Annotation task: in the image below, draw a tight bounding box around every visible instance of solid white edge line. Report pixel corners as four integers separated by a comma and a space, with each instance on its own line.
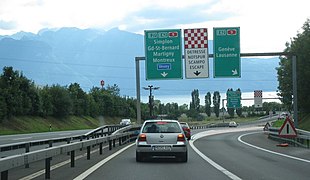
20, 144, 111, 180
238, 132, 310, 163
73, 143, 135, 180
189, 133, 242, 180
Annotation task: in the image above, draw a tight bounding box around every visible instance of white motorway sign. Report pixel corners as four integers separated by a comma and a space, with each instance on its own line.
184, 28, 209, 79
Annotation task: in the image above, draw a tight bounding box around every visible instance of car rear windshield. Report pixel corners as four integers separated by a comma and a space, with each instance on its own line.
142, 122, 181, 133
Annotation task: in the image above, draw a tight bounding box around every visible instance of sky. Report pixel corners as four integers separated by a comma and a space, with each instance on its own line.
0, 0, 309, 52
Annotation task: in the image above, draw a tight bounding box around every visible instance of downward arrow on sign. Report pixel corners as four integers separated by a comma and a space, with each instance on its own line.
193, 71, 201, 76
161, 72, 168, 77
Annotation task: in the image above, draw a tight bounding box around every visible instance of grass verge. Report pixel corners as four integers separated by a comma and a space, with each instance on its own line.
0, 116, 100, 135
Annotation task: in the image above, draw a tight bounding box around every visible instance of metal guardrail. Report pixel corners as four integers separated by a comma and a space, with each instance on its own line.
267, 127, 310, 148
0, 125, 139, 180
190, 123, 230, 129
0, 125, 124, 156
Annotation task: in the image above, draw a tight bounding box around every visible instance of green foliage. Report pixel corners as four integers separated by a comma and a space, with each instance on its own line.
0, 67, 139, 120
213, 91, 221, 117
190, 89, 200, 110
189, 89, 200, 118
205, 92, 211, 117
49, 85, 73, 117
0, 67, 39, 118
236, 108, 242, 117
277, 19, 310, 113
227, 107, 235, 117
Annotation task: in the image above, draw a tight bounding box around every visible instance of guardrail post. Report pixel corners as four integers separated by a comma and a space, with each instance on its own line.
49, 140, 53, 148
45, 157, 51, 179
122, 136, 126, 144
113, 139, 116, 147
25, 143, 30, 168
87, 146, 91, 160
119, 137, 122, 146
1, 170, 8, 180
99, 142, 103, 155
80, 136, 83, 151
109, 139, 112, 150
71, 150, 75, 167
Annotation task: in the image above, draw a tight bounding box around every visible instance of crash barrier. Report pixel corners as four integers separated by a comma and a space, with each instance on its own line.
0, 125, 124, 158
267, 127, 310, 149
0, 125, 140, 180
190, 123, 230, 129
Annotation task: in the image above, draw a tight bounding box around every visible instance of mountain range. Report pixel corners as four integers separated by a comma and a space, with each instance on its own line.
0, 27, 280, 100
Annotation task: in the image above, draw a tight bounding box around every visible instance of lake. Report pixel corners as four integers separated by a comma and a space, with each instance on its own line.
141, 91, 281, 107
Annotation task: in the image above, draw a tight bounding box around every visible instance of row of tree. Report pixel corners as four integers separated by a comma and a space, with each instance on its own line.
0, 67, 142, 121
277, 19, 310, 115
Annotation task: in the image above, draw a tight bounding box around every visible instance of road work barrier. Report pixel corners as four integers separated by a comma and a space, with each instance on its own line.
267, 127, 310, 148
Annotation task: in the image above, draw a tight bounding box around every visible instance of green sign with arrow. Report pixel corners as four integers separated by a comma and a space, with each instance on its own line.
213, 27, 240, 78
227, 90, 241, 108
145, 29, 182, 80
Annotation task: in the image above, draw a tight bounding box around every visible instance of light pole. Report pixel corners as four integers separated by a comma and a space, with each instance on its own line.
143, 85, 160, 118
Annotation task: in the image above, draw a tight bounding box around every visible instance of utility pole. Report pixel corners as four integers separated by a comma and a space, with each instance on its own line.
143, 85, 160, 118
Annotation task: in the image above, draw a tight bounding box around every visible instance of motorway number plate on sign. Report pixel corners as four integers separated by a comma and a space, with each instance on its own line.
152, 146, 171, 151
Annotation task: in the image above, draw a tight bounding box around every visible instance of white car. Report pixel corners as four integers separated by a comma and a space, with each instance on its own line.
120, 119, 131, 125
229, 121, 238, 127
278, 112, 290, 119
136, 119, 188, 162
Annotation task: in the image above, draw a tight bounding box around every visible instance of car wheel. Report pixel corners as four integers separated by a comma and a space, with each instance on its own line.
136, 151, 143, 162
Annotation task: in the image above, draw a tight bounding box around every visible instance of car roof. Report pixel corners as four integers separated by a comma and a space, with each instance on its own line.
144, 119, 179, 123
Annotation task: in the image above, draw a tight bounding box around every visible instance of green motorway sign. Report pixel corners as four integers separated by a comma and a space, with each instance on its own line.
145, 29, 182, 80
213, 27, 240, 78
227, 90, 241, 108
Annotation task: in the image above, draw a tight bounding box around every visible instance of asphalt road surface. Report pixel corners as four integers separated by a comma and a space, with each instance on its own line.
3, 126, 310, 180
73, 127, 309, 180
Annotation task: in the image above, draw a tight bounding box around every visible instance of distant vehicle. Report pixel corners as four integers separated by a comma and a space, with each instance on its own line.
229, 121, 238, 127
120, 119, 131, 125
278, 112, 290, 120
180, 122, 191, 140
136, 119, 188, 162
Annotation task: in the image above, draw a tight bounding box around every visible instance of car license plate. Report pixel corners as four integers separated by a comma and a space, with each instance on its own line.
153, 146, 171, 151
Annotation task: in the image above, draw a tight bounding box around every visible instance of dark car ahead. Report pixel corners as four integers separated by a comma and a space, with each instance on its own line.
135, 119, 188, 162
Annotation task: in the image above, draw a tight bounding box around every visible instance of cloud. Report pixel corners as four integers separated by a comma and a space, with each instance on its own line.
116, 2, 234, 33
0, 20, 16, 30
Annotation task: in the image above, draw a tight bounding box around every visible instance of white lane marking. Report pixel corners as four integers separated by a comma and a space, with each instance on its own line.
73, 143, 135, 180
190, 141, 242, 180
238, 132, 310, 163
20, 144, 110, 180
190, 126, 261, 180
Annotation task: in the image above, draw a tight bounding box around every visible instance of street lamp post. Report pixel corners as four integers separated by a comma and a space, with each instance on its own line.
143, 85, 160, 118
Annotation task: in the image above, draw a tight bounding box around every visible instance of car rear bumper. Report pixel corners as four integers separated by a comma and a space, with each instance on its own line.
136, 144, 187, 153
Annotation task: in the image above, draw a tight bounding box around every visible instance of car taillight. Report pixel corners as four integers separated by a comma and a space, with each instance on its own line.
138, 134, 146, 142
177, 134, 186, 142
